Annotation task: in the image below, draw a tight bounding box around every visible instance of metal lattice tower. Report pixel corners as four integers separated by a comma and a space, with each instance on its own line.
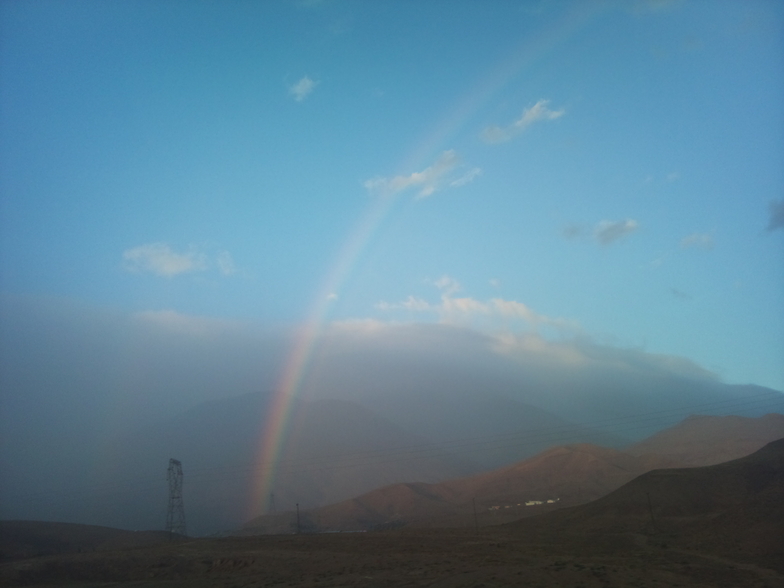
165, 458, 186, 537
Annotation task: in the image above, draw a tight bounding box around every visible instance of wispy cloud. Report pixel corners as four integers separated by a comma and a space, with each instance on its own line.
123, 243, 207, 277
594, 219, 639, 245
289, 76, 318, 102
216, 251, 237, 275
562, 219, 639, 245
123, 243, 239, 278
767, 199, 784, 231
364, 150, 480, 199
481, 99, 565, 144
433, 275, 461, 296
450, 167, 482, 188
680, 232, 714, 250
377, 275, 577, 333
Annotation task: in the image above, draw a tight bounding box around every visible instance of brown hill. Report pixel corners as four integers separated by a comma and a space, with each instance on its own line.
0, 521, 171, 561
626, 413, 784, 466
514, 437, 784, 572
240, 443, 677, 534
241, 413, 784, 534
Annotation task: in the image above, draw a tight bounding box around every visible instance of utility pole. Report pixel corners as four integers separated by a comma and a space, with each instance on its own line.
646, 492, 657, 531
165, 458, 186, 538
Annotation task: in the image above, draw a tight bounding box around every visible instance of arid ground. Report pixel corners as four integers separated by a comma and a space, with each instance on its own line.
3, 438, 782, 587
1, 523, 782, 588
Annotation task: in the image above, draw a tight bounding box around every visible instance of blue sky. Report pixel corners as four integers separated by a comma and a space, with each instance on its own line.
1, 0, 783, 390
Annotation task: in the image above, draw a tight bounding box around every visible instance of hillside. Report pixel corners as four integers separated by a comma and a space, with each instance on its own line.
241, 413, 784, 534
240, 443, 676, 534
626, 412, 784, 466
0, 521, 171, 561
514, 437, 784, 572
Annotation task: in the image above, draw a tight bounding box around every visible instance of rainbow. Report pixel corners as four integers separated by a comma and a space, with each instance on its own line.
248, 3, 597, 518
248, 190, 399, 516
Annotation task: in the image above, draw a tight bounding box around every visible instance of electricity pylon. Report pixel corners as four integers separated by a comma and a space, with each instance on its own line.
165, 458, 187, 537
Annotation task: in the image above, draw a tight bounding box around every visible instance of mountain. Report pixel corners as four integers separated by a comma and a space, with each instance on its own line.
0, 521, 171, 562
353, 386, 629, 470
626, 413, 784, 466
298, 325, 784, 442
513, 437, 784, 573
240, 413, 784, 534
261, 398, 476, 509
240, 443, 677, 534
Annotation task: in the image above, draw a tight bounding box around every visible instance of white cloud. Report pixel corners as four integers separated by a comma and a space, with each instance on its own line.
123, 243, 207, 277
449, 167, 482, 188
491, 298, 536, 322
376, 296, 433, 312
481, 99, 565, 144
666, 171, 680, 182
680, 232, 714, 250
377, 276, 577, 334
594, 219, 639, 245
289, 76, 318, 102
433, 275, 461, 296
364, 151, 480, 199
514, 99, 566, 129
442, 296, 491, 316
123, 243, 239, 278
401, 296, 432, 311
321, 320, 720, 387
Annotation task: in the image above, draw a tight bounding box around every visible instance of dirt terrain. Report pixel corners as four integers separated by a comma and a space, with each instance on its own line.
1, 524, 781, 588
2, 438, 781, 587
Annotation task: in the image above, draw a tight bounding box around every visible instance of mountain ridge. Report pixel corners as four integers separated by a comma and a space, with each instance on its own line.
240, 413, 784, 534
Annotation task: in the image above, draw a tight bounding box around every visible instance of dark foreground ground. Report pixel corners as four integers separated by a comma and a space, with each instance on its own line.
2, 523, 782, 588
4, 438, 782, 587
